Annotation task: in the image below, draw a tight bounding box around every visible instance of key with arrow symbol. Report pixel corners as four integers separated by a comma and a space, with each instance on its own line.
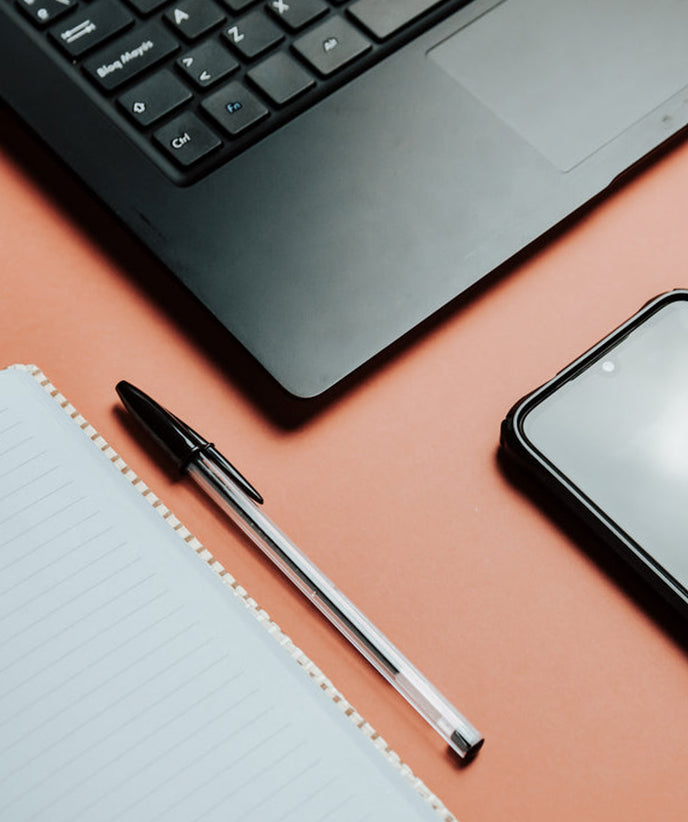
177, 40, 239, 89
164, 0, 224, 40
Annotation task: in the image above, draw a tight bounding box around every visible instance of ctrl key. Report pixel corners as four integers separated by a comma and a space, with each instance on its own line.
153, 112, 221, 167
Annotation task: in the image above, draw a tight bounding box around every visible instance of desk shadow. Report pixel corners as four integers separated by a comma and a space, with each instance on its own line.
0, 103, 315, 427
5, 98, 679, 429
0, 99, 567, 429
496, 447, 688, 658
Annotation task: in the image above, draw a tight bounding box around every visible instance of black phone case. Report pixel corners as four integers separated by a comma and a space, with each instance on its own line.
500, 289, 688, 617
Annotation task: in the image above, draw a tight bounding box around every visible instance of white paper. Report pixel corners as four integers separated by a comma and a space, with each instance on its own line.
0, 369, 449, 822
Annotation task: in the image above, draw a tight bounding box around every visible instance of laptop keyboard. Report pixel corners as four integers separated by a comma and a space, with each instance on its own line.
13, 0, 464, 184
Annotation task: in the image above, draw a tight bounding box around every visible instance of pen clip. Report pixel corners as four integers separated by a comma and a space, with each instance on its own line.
204, 446, 264, 505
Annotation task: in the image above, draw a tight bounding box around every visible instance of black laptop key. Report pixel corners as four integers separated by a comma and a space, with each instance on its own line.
294, 15, 371, 76
17, 0, 77, 27
266, 0, 328, 32
164, 0, 226, 41
35, 0, 460, 186
118, 69, 192, 126
202, 80, 269, 135
49, 0, 133, 57
247, 52, 315, 105
348, 0, 446, 40
224, 0, 256, 9
82, 21, 179, 90
177, 39, 239, 88
154, 111, 222, 165
125, 0, 169, 14
223, 10, 284, 60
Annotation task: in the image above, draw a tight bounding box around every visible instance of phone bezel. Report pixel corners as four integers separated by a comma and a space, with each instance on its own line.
501, 289, 688, 616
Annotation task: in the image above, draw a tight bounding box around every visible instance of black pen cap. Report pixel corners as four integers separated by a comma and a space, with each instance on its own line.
116, 381, 263, 504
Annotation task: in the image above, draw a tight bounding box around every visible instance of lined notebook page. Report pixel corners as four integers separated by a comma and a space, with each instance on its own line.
0, 368, 454, 822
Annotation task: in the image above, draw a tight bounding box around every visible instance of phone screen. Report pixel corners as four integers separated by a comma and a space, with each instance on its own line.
523, 299, 688, 589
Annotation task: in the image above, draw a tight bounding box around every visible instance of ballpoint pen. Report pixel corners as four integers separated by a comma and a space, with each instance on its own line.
116, 381, 484, 761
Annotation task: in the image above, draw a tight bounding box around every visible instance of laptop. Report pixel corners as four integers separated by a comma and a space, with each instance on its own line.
2, 0, 688, 398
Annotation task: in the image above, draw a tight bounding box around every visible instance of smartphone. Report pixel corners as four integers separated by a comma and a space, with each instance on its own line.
501, 290, 688, 616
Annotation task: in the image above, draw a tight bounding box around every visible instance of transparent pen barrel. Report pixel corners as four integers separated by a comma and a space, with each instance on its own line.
189, 455, 483, 758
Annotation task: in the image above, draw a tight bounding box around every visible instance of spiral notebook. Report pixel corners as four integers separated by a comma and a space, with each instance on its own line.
0, 365, 457, 822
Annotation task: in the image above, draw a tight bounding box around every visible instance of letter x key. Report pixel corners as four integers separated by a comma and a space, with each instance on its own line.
267, 0, 328, 31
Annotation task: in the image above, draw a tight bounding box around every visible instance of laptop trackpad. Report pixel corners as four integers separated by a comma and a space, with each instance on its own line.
429, 0, 688, 171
